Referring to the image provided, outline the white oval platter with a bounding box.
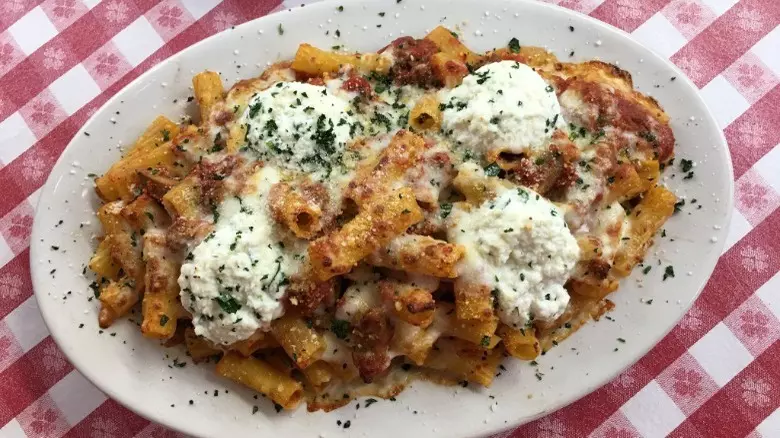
[30,0,733,437]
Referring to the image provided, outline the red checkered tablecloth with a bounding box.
[0,0,777,437]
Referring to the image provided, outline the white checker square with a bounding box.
[753,144,780,193]
[5,296,49,352]
[755,406,780,437]
[689,322,753,387]
[48,64,101,116]
[700,0,739,14]
[756,271,780,321]
[724,208,751,253]
[49,370,107,425]
[81,0,103,9]
[0,234,14,271]
[621,380,686,437]
[750,23,780,77]
[699,75,751,128]
[631,14,688,59]
[0,419,27,438]
[7,6,59,56]
[112,16,165,67]
[0,112,37,165]
[180,0,221,19]
[27,187,42,213]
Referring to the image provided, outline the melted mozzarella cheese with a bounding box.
[395,142,454,206]
[591,202,627,261]
[447,181,580,327]
[439,60,563,156]
[178,167,305,345]
[335,283,381,321]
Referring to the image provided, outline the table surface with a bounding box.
[0,0,777,437]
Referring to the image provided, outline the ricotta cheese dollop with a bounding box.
[178,167,304,345]
[439,60,563,156]
[447,170,580,328]
[241,81,356,180]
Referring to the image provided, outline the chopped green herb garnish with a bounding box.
[439,202,453,219]
[331,319,351,340]
[214,295,241,313]
[663,265,675,281]
[484,162,502,177]
[508,37,521,53]
[679,158,694,173]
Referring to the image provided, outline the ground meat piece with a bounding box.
[341,76,373,98]
[166,217,212,250]
[306,77,326,86]
[384,37,440,88]
[195,155,242,207]
[212,107,233,125]
[286,277,337,315]
[351,309,393,382]
[506,134,579,196]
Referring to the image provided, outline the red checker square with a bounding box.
[83,41,133,91]
[723,294,780,358]
[37,339,72,382]
[671,52,712,89]
[723,52,779,104]
[0,30,24,76]
[231,0,283,19]
[201,2,243,34]
[558,0,605,15]
[19,89,69,140]
[0,81,17,122]
[725,87,780,179]
[589,410,642,438]
[139,44,175,73]
[0,30,27,77]
[725,215,780,287]
[732,362,779,427]
[0,198,34,255]
[16,393,70,438]
[268,3,285,15]
[0,249,33,320]
[604,362,655,402]
[0,0,39,33]
[676,301,711,336]
[63,398,153,438]
[668,420,707,438]
[92,0,143,35]
[135,422,185,438]
[659,299,720,356]
[657,352,720,416]
[24,38,80,84]
[40,0,90,32]
[661,0,718,40]
[146,0,196,42]
[735,168,780,227]
[515,414,569,438]
[591,0,666,33]
[0,319,24,376]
